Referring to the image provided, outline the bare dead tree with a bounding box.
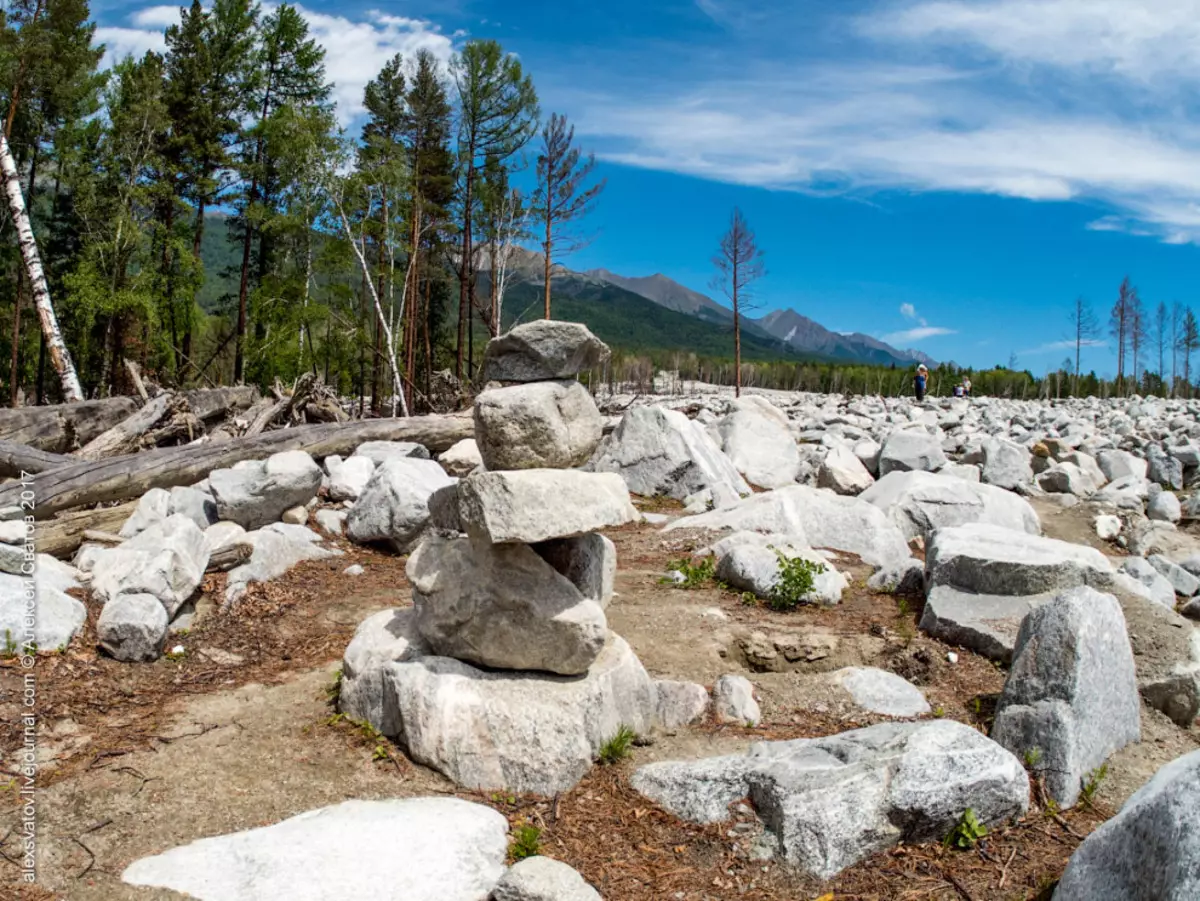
[1130,291,1147,391]
[711,207,766,398]
[532,113,605,320]
[1109,276,1135,395]
[1155,301,1169,395]
[1067,296,1100,396]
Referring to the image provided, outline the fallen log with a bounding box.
[1,414,473,520]
[245,372,317,437]
[0,439,75,478]
[0,387,259,452]
[207,541,253,572]
[76,393,180,460]
[34,502,136,558]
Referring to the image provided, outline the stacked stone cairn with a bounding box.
[339,321,710,796]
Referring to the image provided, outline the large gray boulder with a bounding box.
[666,485,910,568]
[484,320,610,382]
[168,485,218,531]
[1117,556,1177,608]
[327,455,376,501]
[346,458,457,553]
[587,406,750,505]
[1098,449,1148,483]
[438,438,483,477]
[118,487,171,538]
[991,587,1140,808]
[817,443,875,495]
[0,571,86,652]
[339,608,427,735]
[91,514,210,616]
[353,440,430,465]
[121,797,509,901]
[879,430,947,477]
[980,438,1033,491]
[631,720,1028,880]
[1055,749,1200,901]
[833,667,930,717]
[717,407,802,489]
[408,535,607,675]
[492,857,601,901]
[1147,445,1184,490]
[382,635,657,794]
[1149,491,1183,523]
[457,470,638,544]
[655,680,711,729]
[97,593,169,662]
[209,451,323,530]
[474,381,603,471]
[1150,554,1200,597]
[1037,462,1098,497]
[860,471,1040,542]
[712,674,761,726]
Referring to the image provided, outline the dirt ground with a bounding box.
[3,497,1198,901]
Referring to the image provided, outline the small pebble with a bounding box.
[171,644,185,655]
[343,564,365,576]
[946,652,959,664]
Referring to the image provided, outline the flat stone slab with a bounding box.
[833,667,931,717]
[121,797,509,901]
[919,585,1058,663]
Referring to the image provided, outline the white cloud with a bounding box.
[98,4,456,126]
[899,302,917,319]
[1019,338,1107,355]
[881,326,956,344]
[571,1,1200,244]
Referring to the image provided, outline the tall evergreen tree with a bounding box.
[449,39,538,381]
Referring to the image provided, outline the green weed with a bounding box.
[663,556,716,589]
[767,550,826,611]
[598,725,637,765]
[509,823,542,861]
[944,808,988,850]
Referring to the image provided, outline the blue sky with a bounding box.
[92,0,1200,373]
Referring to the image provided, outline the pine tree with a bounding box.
[449,39,538,380]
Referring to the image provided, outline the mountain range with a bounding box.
[501,251,936,367]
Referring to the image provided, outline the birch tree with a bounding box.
[0,129,82,400]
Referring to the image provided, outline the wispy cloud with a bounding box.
[98,4,456,125]
[572,1,1200,244]
[882,326,957,345]
[1019,338,1107,355]
[899,302,917,319]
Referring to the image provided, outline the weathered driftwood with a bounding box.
[1,414,473,520]
[0,440,75,478]
[245,372,318,437]
[35,502,136,558]
[76,393,182,460]
[0,387,259,452]
[80,529,123,545]
[207,541,253,572]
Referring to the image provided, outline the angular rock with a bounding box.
[281,505,308,525]
[438,438,483,477]
[168,486,218,530]
[474,381,603,471]
[97,593,169,662]
[991,587,1140,807]
[833,667,930,717]
[327,455,376,501]
[1117,556,1177,608]
[458,470,638,544]
[655,680,711,729]
[532,533,616,608]
[1147,445,1184,490]
[353,440,430,464]
[1097,449,1147,483]
[225,524,338,605]
[1036,462,1097,497]
[711,532,845,605]
[1149,491,1182,523]
[339,608,427,734]
[491,857,602,901]
[861,471,1040,542]
[587,405,750,504]
[91,514,209,616]
[1150,554,1200,596]
[667,485,910,568]
[1055,750,1200,901]
[119,487,171,538]
[712,674,761,725]
[817,443,875,495]
[867,557,925,595]
[121,798,509,901]
[632,720,1028,880]
[408,535,607,676]
[980,438,1033,490]
[878,430,947,477]
[0,572,86,652]
[313,508,346,536]
[1095,475,1150,510]
[209,451,323,530]
[1095,514,1122,540]
[346,458,457,553]
[382,635,657,794]
[718,407,802,489]
[483,320,610,382]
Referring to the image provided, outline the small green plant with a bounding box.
[509,823,542,861]
[491,792,518,806]
[1024,747,1044,768]
[1043,797,1060,817]
[1080,764,1108,807]
[739,591,758,606]
[767,550,827,611]
[372,744,389,762]
[325,668,343,704]
[663,556,716,589]
[2,630,17,658]
[932,706,945,718]
[164,647,186,662]
[598,725,637,765]
[944,808,988,850]
[896,597,911,619]
[973,698,983,714]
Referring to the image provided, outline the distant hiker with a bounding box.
[914,364,928,402]
[963,377,972,397]
[953,384,965,398]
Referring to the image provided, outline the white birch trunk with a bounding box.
[1,131,82,402]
